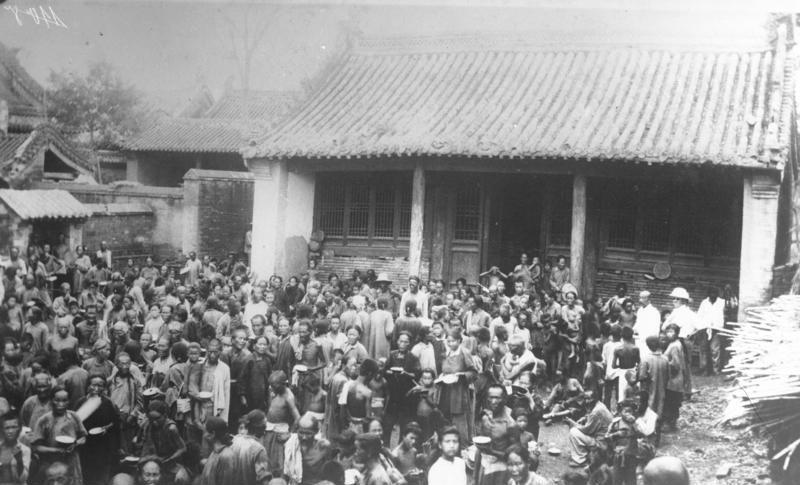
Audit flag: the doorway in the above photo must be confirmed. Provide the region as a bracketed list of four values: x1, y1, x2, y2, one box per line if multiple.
[486, 175, 544, 277]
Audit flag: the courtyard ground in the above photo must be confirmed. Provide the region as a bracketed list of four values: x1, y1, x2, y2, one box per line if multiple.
[534, 375, 773, 484]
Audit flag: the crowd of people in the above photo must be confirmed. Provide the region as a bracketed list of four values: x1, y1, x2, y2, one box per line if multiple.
[0, 245, 729, 485]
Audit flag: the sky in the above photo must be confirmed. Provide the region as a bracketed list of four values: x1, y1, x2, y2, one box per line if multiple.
[0, 0, 792, 105]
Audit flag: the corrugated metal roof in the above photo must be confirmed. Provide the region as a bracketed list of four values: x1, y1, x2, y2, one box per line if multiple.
[0, 189, 91, 220]
[125, 118, 259, 153]
[244, 36, 793, 168]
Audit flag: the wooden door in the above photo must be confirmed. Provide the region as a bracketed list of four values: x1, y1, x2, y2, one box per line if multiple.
[444, 178, 485, 286]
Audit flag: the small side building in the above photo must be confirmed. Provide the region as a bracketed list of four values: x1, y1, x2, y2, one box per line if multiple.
[0, 189, 89, 256]
[123, 90, 298, 186]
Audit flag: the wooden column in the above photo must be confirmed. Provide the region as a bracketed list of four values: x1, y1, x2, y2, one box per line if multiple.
[582, 183, 598, 298]
[181, 172, 200, 254]
[409, 163, 426, 277]
[570, 174, 587, 296]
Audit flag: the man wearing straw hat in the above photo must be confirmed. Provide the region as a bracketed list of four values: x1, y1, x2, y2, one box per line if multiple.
[374, 273, 399, 317]
[663, 288, 698, 397]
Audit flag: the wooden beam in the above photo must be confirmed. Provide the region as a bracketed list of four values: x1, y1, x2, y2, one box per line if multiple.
[409, 163, 426, 277]
[570, 174, 587, 296]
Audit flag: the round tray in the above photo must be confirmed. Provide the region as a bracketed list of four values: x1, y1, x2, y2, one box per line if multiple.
[653, 262, 672, 280]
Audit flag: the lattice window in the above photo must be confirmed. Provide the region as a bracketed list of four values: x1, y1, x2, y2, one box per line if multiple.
[602, 179, 741, 261]
[641, 186, 671, 252]
[314, 174, 412, 245]
[549, 181, 572, 246]
[347, 185, 370, 238]
[374, 185, 395, 239]
[317, 184, 345, 237]
[607, 189, 637, 249]
[674, 189, 705, 255]
[398, 186, 412, 239]
[706, 186, 741, 258]
[454, 184, 481, 241]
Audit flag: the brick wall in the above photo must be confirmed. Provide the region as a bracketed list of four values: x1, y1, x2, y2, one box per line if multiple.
[316, 252, 430, 286]
[82, 212, 155, 263]
[195, 175, 254, 259]
[35, 181, 184, 256]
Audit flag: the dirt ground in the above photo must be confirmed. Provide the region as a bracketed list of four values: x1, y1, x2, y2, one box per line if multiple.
[533, 375, 773, 484]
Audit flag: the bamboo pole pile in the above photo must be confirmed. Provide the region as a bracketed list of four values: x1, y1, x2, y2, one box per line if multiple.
[720, 295, 800, 471]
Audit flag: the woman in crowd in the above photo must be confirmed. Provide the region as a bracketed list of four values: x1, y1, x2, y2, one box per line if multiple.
[0, 246, 708, 484]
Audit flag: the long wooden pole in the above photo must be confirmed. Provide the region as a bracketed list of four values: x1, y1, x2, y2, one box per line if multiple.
[409, 163, 426, 277]
[570, 174, 587, 295]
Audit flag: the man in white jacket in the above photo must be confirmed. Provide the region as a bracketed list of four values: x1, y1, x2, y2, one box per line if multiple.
[696, 286, 725, 375]
[634, 291, 661, 356]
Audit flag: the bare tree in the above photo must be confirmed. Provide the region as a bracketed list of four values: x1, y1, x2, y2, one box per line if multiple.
[219, 4, 285, 119]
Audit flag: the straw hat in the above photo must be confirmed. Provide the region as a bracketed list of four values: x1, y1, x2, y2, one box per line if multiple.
[669, 287, 690, 301]
[375, 273, 392, 284]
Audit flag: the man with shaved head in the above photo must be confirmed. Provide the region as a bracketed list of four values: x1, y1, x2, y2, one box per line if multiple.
[284, 415, 333, 485]
[643, 456, 690, 485]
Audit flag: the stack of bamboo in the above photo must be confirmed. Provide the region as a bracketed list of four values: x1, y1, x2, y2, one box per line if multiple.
[721, 295, 800, 472]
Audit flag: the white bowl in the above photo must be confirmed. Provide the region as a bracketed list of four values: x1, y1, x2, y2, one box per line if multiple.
[196, 391, 213, 400]
[440, 374, 459, 384]
[88, 427, 105, 436]
[55, 435, 75, 445]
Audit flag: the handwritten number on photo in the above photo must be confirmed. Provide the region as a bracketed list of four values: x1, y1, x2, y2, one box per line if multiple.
[4, 5, 67, 28]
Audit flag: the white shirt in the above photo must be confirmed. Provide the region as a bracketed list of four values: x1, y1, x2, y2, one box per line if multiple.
[428, 456, 467, 485]
[400, 290, 429, 320]
[664, 305, 698, 338]
[697, 297, 725, 331]
[634, 304, 661, 340]
[243, 300, 268, 325]
[411, 342, 437, 373]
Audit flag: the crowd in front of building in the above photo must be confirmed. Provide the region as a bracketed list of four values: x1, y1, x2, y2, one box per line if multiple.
[0, 244, 726, 485]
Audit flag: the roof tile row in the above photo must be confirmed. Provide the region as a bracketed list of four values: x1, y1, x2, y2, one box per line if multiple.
[243, 39, 793, 168]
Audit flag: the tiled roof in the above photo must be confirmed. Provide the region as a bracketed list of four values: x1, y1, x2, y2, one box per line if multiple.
[0, 124, 96, 172]
[0, 43, 45, 101]
[95, 150, 128, 165]
[0, 189, 91, 219]
[183, 168, 253, 181]
[205, 90, 298, 121]
[0, 134, 29, 163]
[244, 34, 794, 169]
[125, 118, 261, 153]
[124, 90, 296, 153]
